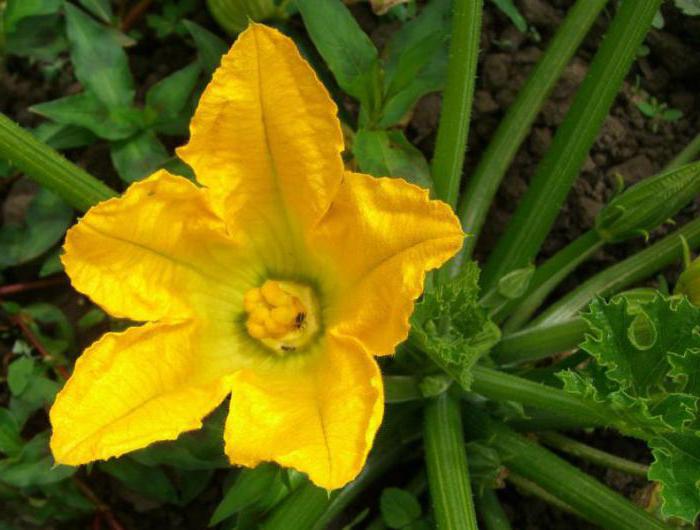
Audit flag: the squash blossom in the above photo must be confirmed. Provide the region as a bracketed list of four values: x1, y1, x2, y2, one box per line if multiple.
[49, 24, 463, 489]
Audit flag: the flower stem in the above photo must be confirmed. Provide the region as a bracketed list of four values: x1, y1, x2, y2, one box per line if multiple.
[535, 216, 700, 325]
[480, 0, 663, 290]
[498, 231, 604, 330]
[464, 409, 670, 530]
[430, 0, 482, 209]
[424, 392, 479, 530]
[470, 365, 612, 427]
[665, 132, 700, 171]
[261, 481, 331, 530]
[456, 0, 608, 261]
[0, 113, 115, 212]
[491, 317, 587, 365]
[477, 489, 512, 530]
[538, 432, 649, 477]
[506, 473, 579, 517]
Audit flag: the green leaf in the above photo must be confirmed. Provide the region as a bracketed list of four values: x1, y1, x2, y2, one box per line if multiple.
[3, 0, 66, 60]
[8, 359, 60, 428]
[77, 307, 106, 330]
[0, 187, 73, 269]
[411, 262, 501, 389]
[24, 303, 74, 356]
[99, 457, 179, 504]
[7, 357, 35, 396]
[64, 3, 135, 107]
[489, 0, 527, 32]
[559, 294, 700, 523]
[111, 130, 169, 182]
[296, 0, 381, 116]
[209, 463, 280, 526]
[648, 434, 700, 523]
[0, 433, 75, 488]
[33, 121, 97, 150]
[0, 409, 23, 457]
[146, 62, 202, 120]
[674, 0, 700, 16]
[77, 0, 113, 23]
[353, 129, 432, 189]
[39, 249, 64, 277]
[31, 91, 141, 141]
[183, 20, 228, 74]
[380, 487, 422, 529]
[380, 0, 451, 127]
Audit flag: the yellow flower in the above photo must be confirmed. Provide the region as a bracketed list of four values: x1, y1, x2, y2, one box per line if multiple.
[49, 23, 463, 489]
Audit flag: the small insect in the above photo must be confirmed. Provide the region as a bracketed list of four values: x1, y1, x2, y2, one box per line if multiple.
[295, 312, 306, 328]
[281, 344, 296, 352]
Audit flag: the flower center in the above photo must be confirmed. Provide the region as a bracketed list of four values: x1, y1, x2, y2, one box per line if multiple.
[243, 280, 320, 355]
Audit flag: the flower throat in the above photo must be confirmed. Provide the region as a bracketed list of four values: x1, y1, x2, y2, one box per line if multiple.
[243, 280, 320, 355]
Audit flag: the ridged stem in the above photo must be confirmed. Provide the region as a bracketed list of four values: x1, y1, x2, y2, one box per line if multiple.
[0, 113, 115, 211]
[538, 432, 649, 477]
[261, 481, 330, 530]
[456, 0, 608, 260]
[424, 392, 479, 530]
[480, 0, 663, 290]
[477, 489, 512, 530]
[464, 410, 671, 530]
[665, 132, 700, 171]
[535, 216, 700, 325]
[491, 317, 588, 365]
[430, 0, 482, 208]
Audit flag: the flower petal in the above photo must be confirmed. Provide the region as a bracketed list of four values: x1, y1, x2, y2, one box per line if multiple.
[177, 23, 344, 234]
[313, 172, 464, 355]
[62, 170, 255, 323]
[50, 321, 237, 465]
[224, 334, 383, 490]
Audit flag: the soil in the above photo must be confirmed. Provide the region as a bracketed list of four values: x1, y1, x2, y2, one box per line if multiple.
[2, 0, 700, 528]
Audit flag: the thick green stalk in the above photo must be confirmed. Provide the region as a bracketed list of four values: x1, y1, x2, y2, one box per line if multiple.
[0, 113, 115, 211]
[480, 0, 663, 290]
[477, 489, 512, 530]
[491, 317, 587, 365]
[506, 473, 579, 516]
[261, 481, 331, 530]
[457, 0, 608, 260]
[499, 231, 603, 330]
[430, 0, 482, 208]
[470, 365, 611, 426]
[538, 432, 649, 477]
[464, 410, 670, 530]
[311, 443, 404, 530]
[665, 132, 700, 171]
[535, 216, 700, 325]
[424, 392, 479, 530]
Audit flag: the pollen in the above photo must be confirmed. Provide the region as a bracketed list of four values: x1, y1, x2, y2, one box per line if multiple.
[243, 280, 320, 354]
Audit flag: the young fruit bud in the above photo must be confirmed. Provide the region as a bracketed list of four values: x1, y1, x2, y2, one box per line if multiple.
[595, 162, 700, 243]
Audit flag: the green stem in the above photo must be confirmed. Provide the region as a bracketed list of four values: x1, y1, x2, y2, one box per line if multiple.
[470, 365, 611, 426]
[480, 0, 662, 290]
[506, 410, 604, 432]
[384, 375, 423, 403]
[491, 318, 588, 365]
[535, 216, 700, 325]
[430, 0, 482, 209]
[0, 113, 115, 211]
[311, 443, 405, 530]
[456, 0, 608, 260]
[464, 410, 670, 530]
[538, 432, 649, 477]
[506, 473, 580, 517]
[261, 481, 331, 530]
[477, 489, 512, 530]
[665, 132, 700, 171]
[424, 392, 479, 530]
[499, 231, 604, 330]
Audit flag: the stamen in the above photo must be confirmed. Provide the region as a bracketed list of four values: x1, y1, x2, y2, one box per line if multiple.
[243, 280, 320, 355]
